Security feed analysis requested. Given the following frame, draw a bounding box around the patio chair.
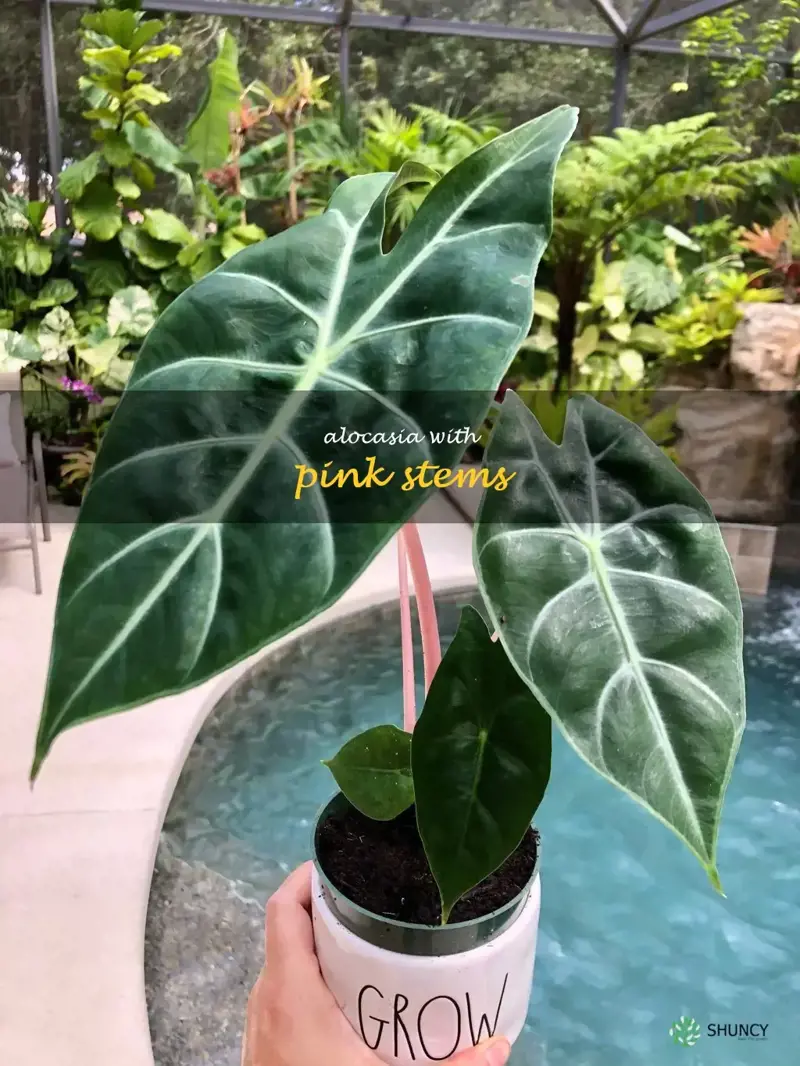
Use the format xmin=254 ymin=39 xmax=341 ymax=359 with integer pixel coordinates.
xmin=0 ymin=370 xmax=51 ymax=594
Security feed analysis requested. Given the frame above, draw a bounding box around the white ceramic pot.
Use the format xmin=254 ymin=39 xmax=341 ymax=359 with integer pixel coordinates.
xmin=311 ymin=796 xmax=541 ymax=1066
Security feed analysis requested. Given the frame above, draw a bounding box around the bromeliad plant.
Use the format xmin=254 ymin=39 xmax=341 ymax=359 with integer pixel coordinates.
xmin=30 ymin=105 xmax=745 ymax=928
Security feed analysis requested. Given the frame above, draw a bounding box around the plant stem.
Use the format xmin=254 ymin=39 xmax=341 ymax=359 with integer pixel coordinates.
xmin=286 ymin=121 xmax=298 ymax=224
xmin=401 ymin=522 xmax=441 ymax=693
xmin=397 ymin=532 xmax=416 ymax=732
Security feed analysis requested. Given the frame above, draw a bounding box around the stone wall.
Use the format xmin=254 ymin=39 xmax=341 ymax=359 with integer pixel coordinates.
xmin=674 ymin=304 xmax=800 ymax=524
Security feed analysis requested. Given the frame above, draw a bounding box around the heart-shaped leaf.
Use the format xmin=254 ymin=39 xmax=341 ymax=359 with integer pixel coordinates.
xmin=32 ymin=106 xmax=577 ymax=775
xmin=475 ymin=391 xmax=745 ymax=891
xmin=30 ymin=279 xmax=79 ymax=310
xmin=0 ymin=329 xmax=42 ymax=371
xmin=108 ymin=285 xmax=156 ymax=339
xmin=324 ymin=724 xmax=413 ymax=821
xmin=413 ymin=606 xmax=552 ymax=923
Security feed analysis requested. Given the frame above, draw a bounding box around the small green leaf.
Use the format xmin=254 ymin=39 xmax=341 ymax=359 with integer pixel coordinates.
xmin=159 ymin=264 xmax=192 ymax=294
xmin=82 ymin=106 xmax=121 ymax=124
xmin=119 ymin=225 xmax=180 ymax=270
xmin=72 ymin=178 xmax=122 ymax=241
xmin=84 ymin=46 xmax=131 ymax=75
xmin=324 ymin=724 xmax=414 ymax=821
xmin=221 ymin=230 xmax=245 ymax=260
xmin=230 ymin=223 xmax=266 ymax=244
xmin=113 ymin=175 xmax=141 ymax=200
xmin=134 ymin=43 xmax=181 ymax=65
xmin=108 ymin=285 xmax=156 ymax=339
xmin=124 ymin=83 xmax=170 ymax=108
xmin=103 ymin=131 xmax=134 ymax=168
xmin=630 ymin=323 xmax=670 ymax=351
xmin=413 ymin=606 xmax=552 ymax=923
xmin=573 ymin=323 xmax=599 ymax=362
xmin=603 ymin=292 xmax=626 ymax=319
xmin=30 ymin=279 xmax=79 ymax=310
xmin=0 ymin=329 xmax=42 ymax=371
xmin=142 ymin=208 xmax=192 ymax=246
xmin=618 ymin=347 xmax=645 ymax=382
xmin=130 ymin=19 xmax=166 ymax=54
xmin=606 ymin=321 xmax=631 ymax=342
xmin=72 ymin=247 xmax=129 ymax=298
xmin=26 ymin=201 xmax=48 ymax=231
xmin=533 ymin=289 xmax=559 ymax=322
xmin=82 ymin=8 xmax=138 ymax=49
xmin=188 ymin=241 xmax=224 ymax=280
xmin=14 ymin=238 xmax=52 ymax=277
xmin=38 ymin=307 xmax=77 ymax=362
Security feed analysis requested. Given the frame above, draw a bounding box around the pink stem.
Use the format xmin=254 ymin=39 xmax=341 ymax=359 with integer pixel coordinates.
xmin=402 ymin=522 xmax=442 ymax=693
xmin=397 ymin=533 xmax=417 ymax=732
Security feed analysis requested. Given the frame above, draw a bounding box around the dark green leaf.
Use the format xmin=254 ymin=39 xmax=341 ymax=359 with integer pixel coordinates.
xmin=413 ymin=606 xmax=551 ymax=923
xmin=32 ymin=107 xmax=577 ymax=774
xmin=324 ymin=725 xmax=414 ymax=821
xmin=119 ymin=224 xmax=180 ymax=269
xmin=159 ymin=264 xmax=192 ymax=294
xmin=71 ymin=242 xmax=130 ymax=297
xmin=475 ymin=392 xmax=745 ymax=892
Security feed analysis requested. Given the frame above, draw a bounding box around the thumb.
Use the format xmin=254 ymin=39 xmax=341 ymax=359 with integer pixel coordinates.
xmin=448 ymin=1036 xmax=511 ymax=1066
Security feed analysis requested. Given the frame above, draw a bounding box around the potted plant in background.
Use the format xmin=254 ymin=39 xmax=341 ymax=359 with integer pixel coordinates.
xmin=30 ymin=105 xmax=745 ymax=1064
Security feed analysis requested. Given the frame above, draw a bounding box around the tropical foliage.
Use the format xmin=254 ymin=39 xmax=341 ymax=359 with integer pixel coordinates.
xmin=3 ymin=4 xmax=798 ymax=505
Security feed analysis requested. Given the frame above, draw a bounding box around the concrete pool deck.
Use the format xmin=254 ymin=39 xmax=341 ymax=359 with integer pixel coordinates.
xmin=0 ymin=497 xmax=475 ymax=1066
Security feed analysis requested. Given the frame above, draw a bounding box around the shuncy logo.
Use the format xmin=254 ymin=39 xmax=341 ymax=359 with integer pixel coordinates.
xmin=670 ymin=1016 xmax=702 ymax=1047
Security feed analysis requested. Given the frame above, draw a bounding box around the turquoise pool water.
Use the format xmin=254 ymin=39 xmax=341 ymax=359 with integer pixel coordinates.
xmin=162 ymin=576 xmax=800 ymax=1065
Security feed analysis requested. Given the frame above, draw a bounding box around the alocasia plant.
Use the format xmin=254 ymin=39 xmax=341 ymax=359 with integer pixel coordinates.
xmin=31 ymin=103 xmax=745 ymax=928
xmin=325 ymin=391 xmax=745 ymax=919
xmin=32 ymin=105 xmax=578 ymax=774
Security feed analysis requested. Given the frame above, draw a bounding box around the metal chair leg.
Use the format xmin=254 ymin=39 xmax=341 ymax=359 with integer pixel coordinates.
xmin=27 ymin=471 xmax=42 ymax=595
xmin=32 ymin=432 xmax=51 ymax=542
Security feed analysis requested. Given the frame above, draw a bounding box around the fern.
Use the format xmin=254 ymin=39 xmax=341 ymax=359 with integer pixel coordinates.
xmin=547 ymin=113 xmax=788 ymax=388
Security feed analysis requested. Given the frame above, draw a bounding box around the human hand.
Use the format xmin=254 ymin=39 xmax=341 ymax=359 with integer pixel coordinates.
xmin=242 ymin=861 xmax=512 ymax=1066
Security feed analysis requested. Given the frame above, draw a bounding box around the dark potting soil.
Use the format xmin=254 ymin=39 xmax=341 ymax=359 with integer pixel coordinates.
xmin=316 ymin=802 xmax=538 ymax=925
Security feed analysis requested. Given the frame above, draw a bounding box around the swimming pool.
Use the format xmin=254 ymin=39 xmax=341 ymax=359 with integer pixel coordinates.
xmin=152 ymin=575 xmax=800 ymax=1065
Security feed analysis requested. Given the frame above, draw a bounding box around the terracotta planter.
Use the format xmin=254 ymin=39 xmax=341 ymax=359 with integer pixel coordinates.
xmin=311 ymin=794 xmax=541 ymax=1065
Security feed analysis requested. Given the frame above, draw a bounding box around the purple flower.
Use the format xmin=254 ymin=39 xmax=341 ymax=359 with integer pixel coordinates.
xmin=60 ymin=377 xmax=103 ymax=404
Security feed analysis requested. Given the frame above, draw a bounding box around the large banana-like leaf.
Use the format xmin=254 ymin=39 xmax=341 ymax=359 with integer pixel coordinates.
xmin=475 ymin=392 xmax=745 ymax=890
xmin=32 ymin=107 xmax=578 ymax=776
